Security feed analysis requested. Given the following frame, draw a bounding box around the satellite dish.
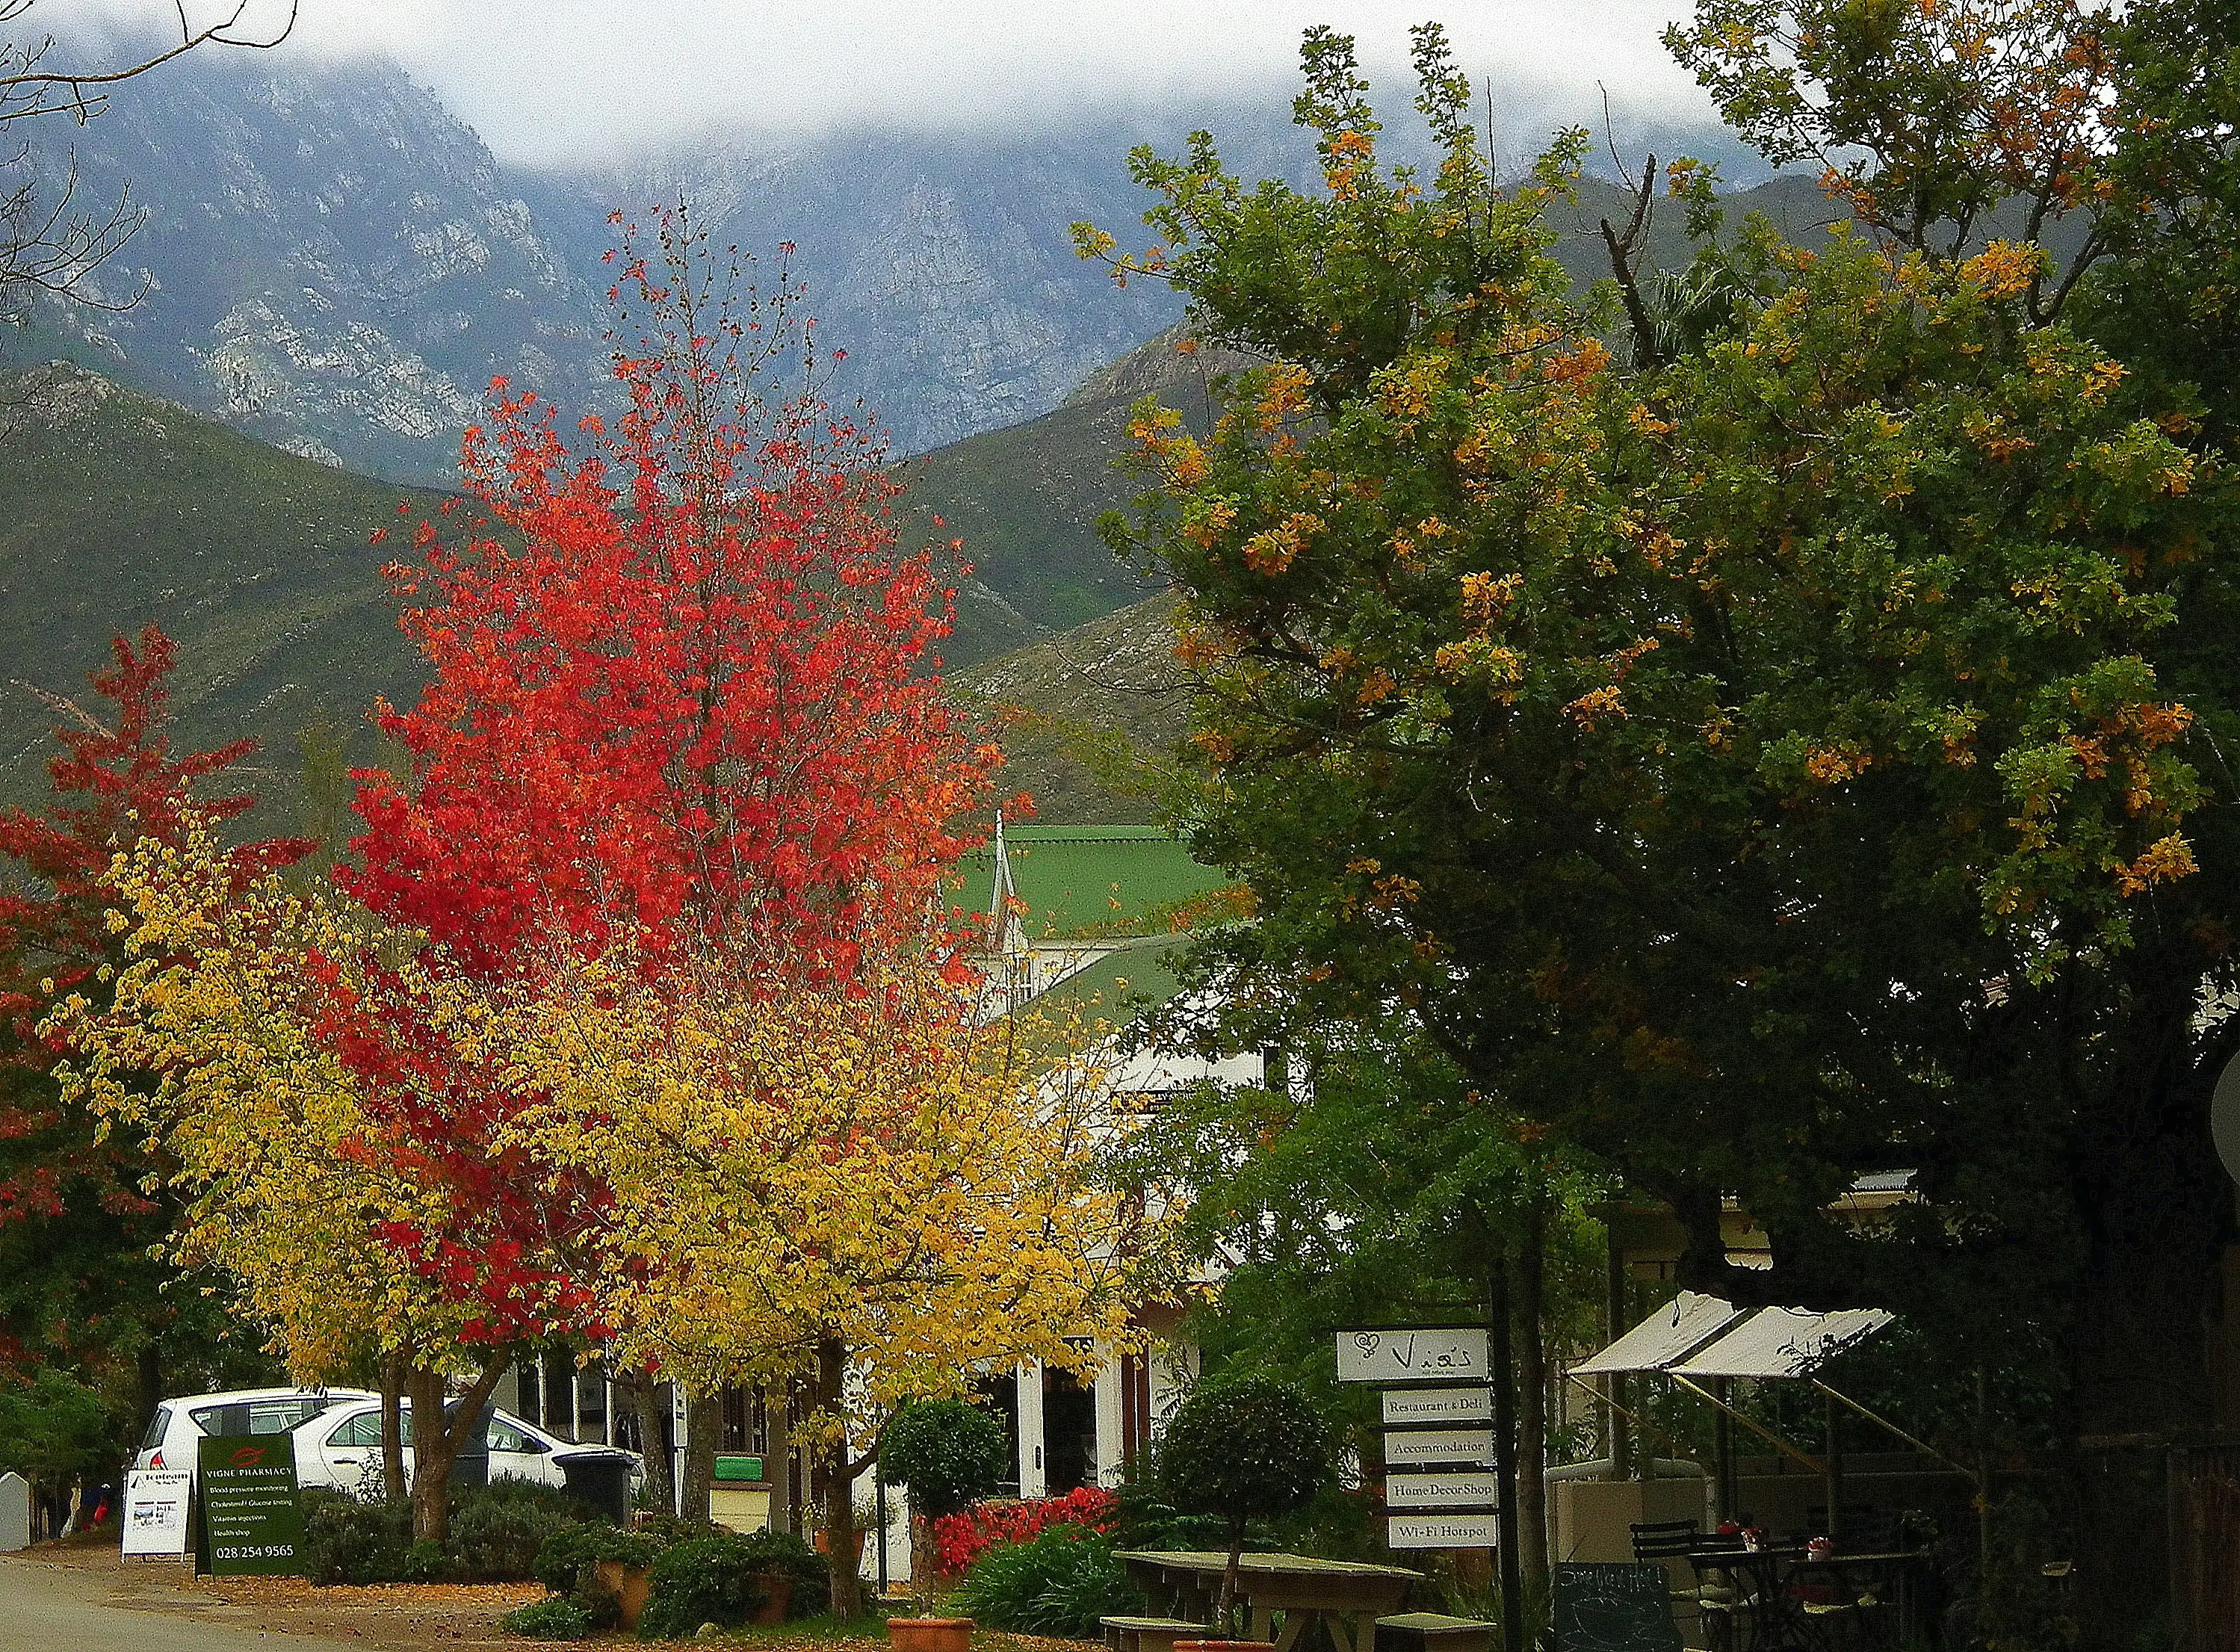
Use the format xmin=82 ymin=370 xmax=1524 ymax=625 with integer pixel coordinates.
xmin=2214 ymin=1050 xmax=2240 ymax=1186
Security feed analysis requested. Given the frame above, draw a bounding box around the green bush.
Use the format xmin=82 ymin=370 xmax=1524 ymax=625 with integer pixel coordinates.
xmin=953 ymin=1527 xmax=1143 ymax=1638
xmin=449 ymin=1478 xmax=586 ymax=1583
xmin=503 ymin=1593 xmax=595 ymax=1640
xmin=300 ymin=1488 xmax=415 ymax=1585
xmin=636 ymin=1528 xmax=824 ymax=1640
xmin=880 ymin=1399 xmax=1009 ymax=1518
xmin=533 ymin=1522 xmax=666 ymax=1626
xmin=1159 ymin=1376 xmax=1332 ymax=1538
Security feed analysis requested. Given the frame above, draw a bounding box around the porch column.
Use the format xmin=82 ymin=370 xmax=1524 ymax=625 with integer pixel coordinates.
xmin=1092 ymin=1341 xmax=1124 ymax=1488
xmin=1016 ymin=1359 xmax=1047 ymax=1499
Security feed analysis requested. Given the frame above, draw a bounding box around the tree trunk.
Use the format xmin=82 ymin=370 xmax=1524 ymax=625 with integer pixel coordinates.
xmin=767 ymin=1386 xmax=793 ymax=1535
xmin=405 ymin=1352 xmax=513 ymax=1544
xmin=625 ymin=1371 xmax=675 ymax=1518
xmin=135 ymin=1343 xmax=164 ymax=1458
xmin=679 ymin=1388 xmax=720 ymax=1523
xmin=1517 ymin=1185 xmax=1550 ymax=1597
xmin=380 ymin=1355 xmax=408 ymax=1506
xmin=817 ymin=1334 xmax=864 ymax=1620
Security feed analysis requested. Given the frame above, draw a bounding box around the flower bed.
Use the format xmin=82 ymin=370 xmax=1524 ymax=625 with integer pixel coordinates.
xmin=930 ymin=1487 xmax=1121 ymax=1576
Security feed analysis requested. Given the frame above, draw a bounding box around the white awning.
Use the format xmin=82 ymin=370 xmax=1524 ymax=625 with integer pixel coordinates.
xmin=1571 ymin=1290 xmax=1742 ymax=1376
xmin=1668 ymin=1305 xmax=1894 ymax=1379
xmin=1571 ymin=1297 xmax=1895 ymax=1381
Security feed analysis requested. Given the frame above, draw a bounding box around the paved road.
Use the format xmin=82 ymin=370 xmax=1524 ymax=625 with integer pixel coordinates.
xmin=0 ymin=1557 xmax=359 ymax=1651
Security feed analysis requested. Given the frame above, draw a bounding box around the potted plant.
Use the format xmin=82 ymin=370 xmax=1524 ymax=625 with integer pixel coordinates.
xmin=1156 ymin=1374 xmax=1333 ymax=1651
xmin=879 ymin=1398 xmax=1009 ymax=1652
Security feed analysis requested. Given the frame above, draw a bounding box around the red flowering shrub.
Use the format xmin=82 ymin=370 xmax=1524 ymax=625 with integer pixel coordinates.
xmin=929 ymin=1487 xmax=1120 ymax=1575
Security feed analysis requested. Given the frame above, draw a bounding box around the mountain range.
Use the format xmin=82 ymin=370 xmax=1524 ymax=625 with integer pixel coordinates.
xmin=10 ymin=40 xmax=1777 ymax=483
xmin=0 ymin=37 xmax=1835 ymax=822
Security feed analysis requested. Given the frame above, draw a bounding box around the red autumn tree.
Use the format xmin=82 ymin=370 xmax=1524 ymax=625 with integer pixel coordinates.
xmin=0 ymin=628 xmax=304 ymax=1418
xmin=324 ymin=208 xmax=1002 ymax=1530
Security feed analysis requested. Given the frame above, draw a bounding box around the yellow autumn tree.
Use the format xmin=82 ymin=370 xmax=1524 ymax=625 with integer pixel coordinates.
xmin=465 ymin=940 xmax=1181 ymax=1615
xmin=47 ymin=820 xmax=525 ymax=1525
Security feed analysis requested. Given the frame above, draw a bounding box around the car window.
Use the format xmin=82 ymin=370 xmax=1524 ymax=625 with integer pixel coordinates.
xmin=189 ymin=1396 xmax=338 ymax=1438
xmin=139 ymin=1406 xmax=172 ymax=1452
xmin=249 ymin=1400 xmax=326 ymax=1435
xmin=487 ymin=1419 xmax=539 ymax=1453
xmin=332 ymin=1412 xmax=384 ymax=1449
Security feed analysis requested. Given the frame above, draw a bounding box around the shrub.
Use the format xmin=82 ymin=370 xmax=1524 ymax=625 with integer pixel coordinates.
xmin=299 ymin=1488 xmax=415 ymax=1586
xmin=503 ymin=1593 xmax=595 ymax=1640
xmin=533 ymin=1523 xmax=666 ymax=1626
xmin=636 ymin=1528 xmax=817 ymax=1640
xmin=1158 ymin=1376 xmax=1331 ymax=1633
xmin=952 ymin=1527 xmax=1142 ymax=1638
xmin=449 ymin=1478 xmax=586 ymax=1583
xmin=932 ymin=1486 xmax=1121 ymax=1574
xmin=880 ymin=1399 xmax=1009 ymax=1518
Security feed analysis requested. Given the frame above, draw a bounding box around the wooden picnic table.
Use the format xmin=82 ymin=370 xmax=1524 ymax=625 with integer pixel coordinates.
xmin=1114 ymin=1550 xmax=1425 ymax=1652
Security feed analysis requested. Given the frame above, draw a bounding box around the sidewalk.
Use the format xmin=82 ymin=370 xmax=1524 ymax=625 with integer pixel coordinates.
xmin=0 ymin=1553 xmax=361 ymax=1650
xmin=1 ymin=1544 xmax=539 ymax=1649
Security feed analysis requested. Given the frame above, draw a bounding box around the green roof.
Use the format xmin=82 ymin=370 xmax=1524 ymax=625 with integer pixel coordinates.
xmin=951 ymin=826 xmax=1234 ymax=940
xmin=1037 ymin=932 xmax=1193 ymax=1021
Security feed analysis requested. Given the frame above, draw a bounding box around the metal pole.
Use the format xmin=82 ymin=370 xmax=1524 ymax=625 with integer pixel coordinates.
xmin=1489 ymin=1249 xmax=1523 ymax=1652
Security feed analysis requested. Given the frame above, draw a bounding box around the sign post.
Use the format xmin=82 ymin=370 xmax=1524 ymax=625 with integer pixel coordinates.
xmin=123 ymin=1469 xmax=191 ymax=1559
xmin=1338 ymin=1324 xmax=1503 ymax=1587
xmin=195 ymin=1435 xmax=303 ymax=1577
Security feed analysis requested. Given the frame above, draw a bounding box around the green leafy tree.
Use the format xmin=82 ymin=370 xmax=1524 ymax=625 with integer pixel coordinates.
xmin=1158 ymin=1374 xmax=1331 ymax=1636
xmin=883 ymin=1396 xmax=1010 ymax=1609
xmin=1080 ymin=20 xmax=2239 ymax=1628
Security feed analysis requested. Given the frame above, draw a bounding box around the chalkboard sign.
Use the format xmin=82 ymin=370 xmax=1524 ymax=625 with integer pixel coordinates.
xmin=1550 ymin=1563 xmax=1682 ymax=1652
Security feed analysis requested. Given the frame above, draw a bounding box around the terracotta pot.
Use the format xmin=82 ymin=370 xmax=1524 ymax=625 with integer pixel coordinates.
xmin=752 ymin=1569 xmax=796 ymax=1626
xmin=888 ymin=1616 xmax=974 ymax=1652
xmin=592 ymin=1559 xmax=655 ymax=1630
xmin=815 ymin=1525 xmax=869 ymax=1564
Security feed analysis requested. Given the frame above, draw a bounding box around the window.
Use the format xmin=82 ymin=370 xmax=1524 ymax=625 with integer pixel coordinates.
xmin=190 ymin=1397 xmax=337 ymax=1438
xmin=332 ymin=1412 xmax=386 ymax=1449
xmin=488 ymin=1419 xmax=541 ymax=1454
xmin=139 ymin=1407 xmax=172 ymax=1453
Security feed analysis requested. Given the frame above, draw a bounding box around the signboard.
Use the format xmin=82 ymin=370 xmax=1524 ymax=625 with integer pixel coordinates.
xmin=122 ymin=1469 xmax=191 ymax=1557
xmin=1382 ymin=1386 xmax=1493 ymax=1425
xmin=1388 ymin=1512 xmax=1503 ymax=1549
xmin=1385 ymin=1428 xmax=1494 ymax=1465
xmin=1386 ymin=1471 xmax=1502 ymax=1511
xmin=1551 ymin=1562 xmax=1684 ymax=1652
xmin=1337 ymin=1327 xmax=1488 ymax=1383
xmin=195 ymin=1435 xmax=303 ymax=1576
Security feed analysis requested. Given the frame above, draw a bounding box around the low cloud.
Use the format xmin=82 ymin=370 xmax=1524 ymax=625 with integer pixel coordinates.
xmin=38 ymin=0 xmax=1721 ymax=167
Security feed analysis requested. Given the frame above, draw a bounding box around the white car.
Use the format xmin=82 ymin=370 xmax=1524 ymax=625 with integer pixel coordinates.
xmin=133 ymin=1386 xmax=377 ymax=1479
xmin=291 ymin=1396 xmax=639 ymax=1496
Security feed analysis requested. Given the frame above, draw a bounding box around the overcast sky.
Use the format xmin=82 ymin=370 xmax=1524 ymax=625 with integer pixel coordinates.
xmin=68 ymin=1 xmax=1718 ymax=167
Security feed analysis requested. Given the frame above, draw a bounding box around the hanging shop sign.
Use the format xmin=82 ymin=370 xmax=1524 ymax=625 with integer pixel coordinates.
xmin=1388 ymin=1512 xmax=1503 ymax=1549
xmin=1335 ymin=1327 xmax=1489 ymax=1383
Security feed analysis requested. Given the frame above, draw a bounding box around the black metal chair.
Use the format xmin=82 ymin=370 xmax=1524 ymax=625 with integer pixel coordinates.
xmin=1631 ymin=1523 xmax=1748 ymax=1651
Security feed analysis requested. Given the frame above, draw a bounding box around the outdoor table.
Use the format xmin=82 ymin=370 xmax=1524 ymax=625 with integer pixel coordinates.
xmin=1115 ymin=1550 xmax=1424 ymax=1652
xmin=1686 ymin=1547 xmax=1930 ymax=1652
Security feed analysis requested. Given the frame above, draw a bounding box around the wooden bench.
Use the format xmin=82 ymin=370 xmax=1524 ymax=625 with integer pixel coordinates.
xmin=1375 ymin=1612 xmax=1497 ymax=1652
xmin=1104 ymin=1615 xmax=1214 ymax=1652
